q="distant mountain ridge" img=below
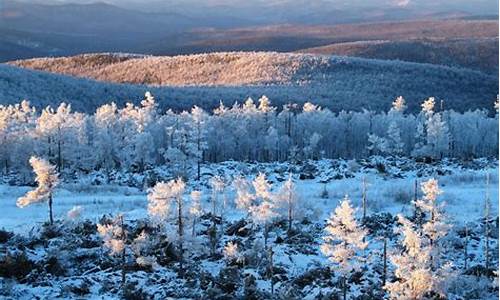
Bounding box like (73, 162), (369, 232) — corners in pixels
(2, 52), (497, 113)
(297, 37), (499, 74)
(1, 0), (497, 63)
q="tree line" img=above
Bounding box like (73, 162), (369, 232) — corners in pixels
(0, 93), (498, 179)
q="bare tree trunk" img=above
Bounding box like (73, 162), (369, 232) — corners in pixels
(177, 195), (184, 275)
(485, 173), (491, 270)
(343, 276), (347, 300)
(48, 193), (54, 225)
(413, 179), (421, 227)
(264, 222), (269, 250)
(382, 237), (387, 287)
(464, 224), (468, 270)
(119, 215), (126, 291)
(57, 127), (62, 173)
(269, 246), (274, 296)
(192, 217), (197, 237)
(362, 177), (367, 223)
(197, 122), (201, 181)
(211, 191), (218, 255)
(220, 193), (226, 237)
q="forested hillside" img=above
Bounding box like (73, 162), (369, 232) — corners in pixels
(298, 37), (499, 74)
(3, 52), (498, 113)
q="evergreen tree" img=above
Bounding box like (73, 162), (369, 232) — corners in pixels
(320, 195), (368, 300)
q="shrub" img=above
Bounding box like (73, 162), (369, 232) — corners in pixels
(0, 252), (35, 280)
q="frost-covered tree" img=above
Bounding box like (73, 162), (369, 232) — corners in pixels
(0, 101), (37, 175)
(425, 113), (450, 158)
(414, 178), (449, 269)
(320, 195), (368, 300)
(391, 96), (407, 113)
(93, 102), (122, 171)
(385, 215), (453, 300)
(189, 190), (203, 237)
(274, 175), (299, 233)
(17, 156), (59, 224)
(190, 106), (208, 180)
(223, 241), (243, 265)
(367, 133), (389, 155)
(97, 214), (128, 288)
(413, 97), (450, 158)
(249, 173), (276, 248)
(147, 178), (186, 265)
(387, 121), (405, 155)
(133, 232), (158, 270)
(233, 175), (255, 212)
(36, 103), (88, 173)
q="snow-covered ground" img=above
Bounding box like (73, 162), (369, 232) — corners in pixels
(1, 160), (497, 234)
(0, 158), (498, 299)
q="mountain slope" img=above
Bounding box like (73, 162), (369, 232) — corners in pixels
(297, 38), (499, 74)
(2, 52), (498, 113)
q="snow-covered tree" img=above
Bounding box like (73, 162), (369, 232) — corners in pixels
(190, 106), (208, 180)
(223, 241), (243, 264)
(17, 156), (59, 224)
(391, 96), (407, 113)
(320, 195), (368, 300)
(233, 175), (255, 212)
(421, 97), (435, 115)
(414, 178), (449, 269)
(189, 190), (203, 237)
(132, 230), (158, 270)
(93, 102), (122, 171)
(387, 121), (405, 155)
(97, 214), (128, 288)
(249, 173), (276, 248)
(147, 178), (186, 264)
(274, 175), (299, 233)
(367, 133), (389, 155)
(427, 113), (450, 158)
(385, 214), (453, 300)
(413, 97), (451, 158)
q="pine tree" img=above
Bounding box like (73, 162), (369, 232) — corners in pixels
(17, 156), (59, 224)
(387, 178), (453, 299)
(385, 215), (453, 300)
(320, 195), (368, 300)
(391, 96), (407, 113)
(414, 178), (449, 269)
(385, 215), (434, 300)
